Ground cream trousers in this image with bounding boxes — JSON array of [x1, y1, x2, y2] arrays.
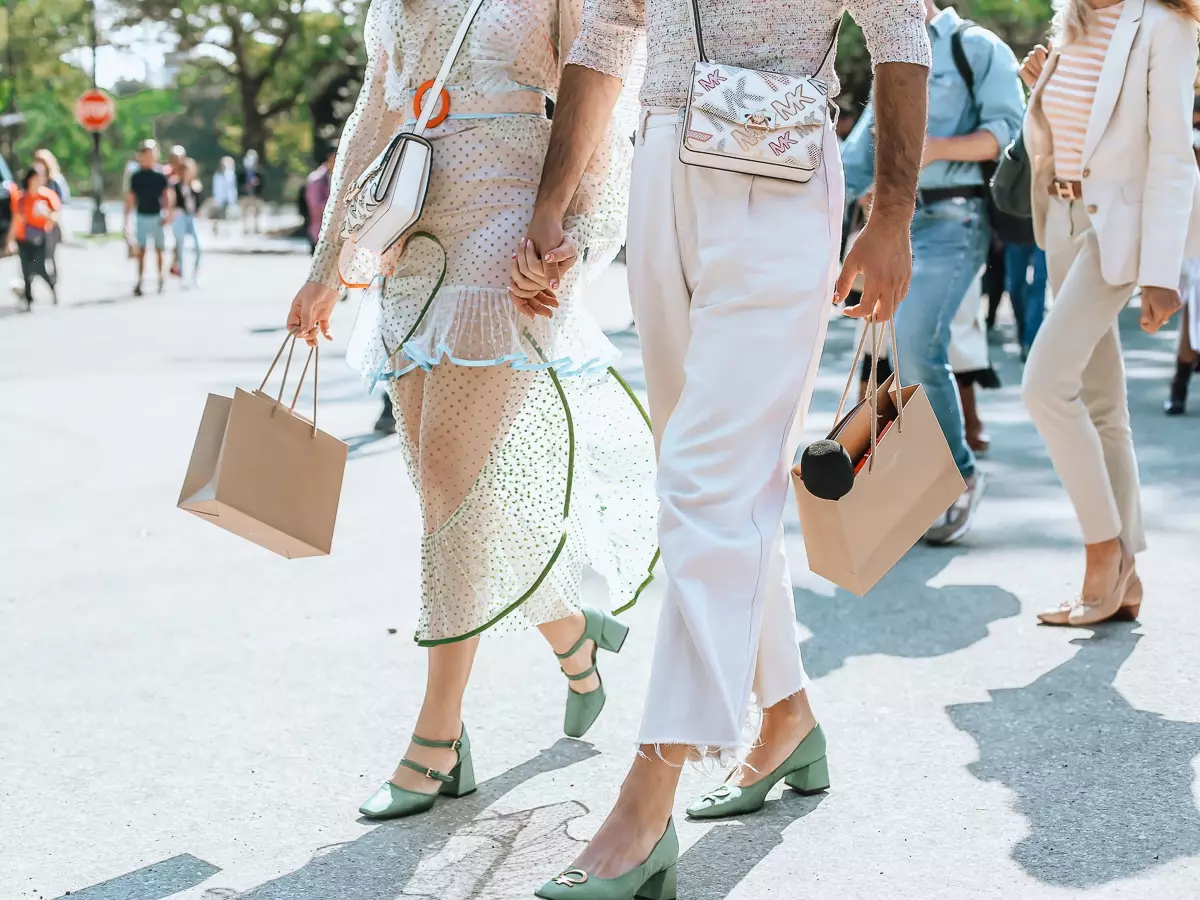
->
[[1021, 198, 1146, 552], [627, 109, 842, 751]]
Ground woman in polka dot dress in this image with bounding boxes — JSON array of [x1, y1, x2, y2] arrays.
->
[[285, 0, 658, 820]]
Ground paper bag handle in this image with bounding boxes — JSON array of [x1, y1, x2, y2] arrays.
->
[[833, 320, 904, 473], [259, 333, 320, 437]]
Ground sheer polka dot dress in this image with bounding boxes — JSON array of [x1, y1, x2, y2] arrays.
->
[[307, 0, 657, 645]]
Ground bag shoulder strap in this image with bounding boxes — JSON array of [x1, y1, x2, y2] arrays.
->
[[412, 0, 488, 134], [950, 20, 977, 102], [687, 0, 840, 78]]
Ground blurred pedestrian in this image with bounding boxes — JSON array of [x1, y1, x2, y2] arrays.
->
[[239, 149, 264, 235], [1167, 256, 1200, 414], [5, 168, 60, 310], [124, 139, 173, 297], [950, 274, 1001, 454], [31, 149, 68, 284], [981, 235, 1007, 332], [303, 148, 336, 254], [164, 144, 186, 181], [211, 156, 238, 236], [170, 158, 203, 287], [1020, 0, 1200, 627], [843, 1, 1024, 545], [1005, 241, 1048, 358]]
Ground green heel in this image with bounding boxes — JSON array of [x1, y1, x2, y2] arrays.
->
[[686, 724, 829, 820], [635, 864, 677, 900], [535, 819, 678, 900], [783, 754, 830, 795], [359, 725, 474, 820], [559, 608, 629, 739]]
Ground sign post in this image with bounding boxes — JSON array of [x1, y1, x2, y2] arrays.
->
[[75, 88, 114, 236]]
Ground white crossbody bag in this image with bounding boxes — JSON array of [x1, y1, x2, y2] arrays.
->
[[337, 0, 488, 265], [679, 1, 840, 183]]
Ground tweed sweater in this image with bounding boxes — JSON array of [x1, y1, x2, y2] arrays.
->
[[568, 0, 932, 107]]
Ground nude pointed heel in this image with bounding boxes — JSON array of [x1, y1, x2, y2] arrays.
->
[[1115, 574, 1143, 621], [635, 865, 677, 900]]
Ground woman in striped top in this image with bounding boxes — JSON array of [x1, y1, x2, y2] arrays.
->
[[1019, 0, 1200, 628]]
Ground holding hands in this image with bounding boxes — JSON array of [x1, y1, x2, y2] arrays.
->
[[509, 213, 578, 319]]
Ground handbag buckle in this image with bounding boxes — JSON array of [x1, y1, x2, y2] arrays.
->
[[744, 111, 771, 132]]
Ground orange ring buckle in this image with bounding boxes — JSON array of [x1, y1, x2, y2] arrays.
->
[[413, 80, 451, 128]]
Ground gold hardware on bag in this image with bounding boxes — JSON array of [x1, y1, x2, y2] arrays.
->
[[745, 112, 771, 132]]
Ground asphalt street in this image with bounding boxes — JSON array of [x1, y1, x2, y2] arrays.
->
[[2, 239, 1198, 900]]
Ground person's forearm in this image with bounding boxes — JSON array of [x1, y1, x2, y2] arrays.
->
[[926, 130, 1001, 164], [533, 64, 624, 224], [870, 62, 929, 223]]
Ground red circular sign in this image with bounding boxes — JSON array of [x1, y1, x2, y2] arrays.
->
[[75, 89, 115, 133]]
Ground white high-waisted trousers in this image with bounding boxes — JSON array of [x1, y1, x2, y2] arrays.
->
[[627, 109, 843, 752]]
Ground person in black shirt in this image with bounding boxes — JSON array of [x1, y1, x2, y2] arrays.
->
[[124, 139, 173, 296]]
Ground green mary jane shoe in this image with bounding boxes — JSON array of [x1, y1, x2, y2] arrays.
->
[[559, 608, 630, 739], [535, 819, 678, 900], [359, 725, 476, 820], [686, 723, 829, 820]]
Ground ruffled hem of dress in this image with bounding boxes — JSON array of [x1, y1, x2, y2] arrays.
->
[[381, 284, 622, 381]]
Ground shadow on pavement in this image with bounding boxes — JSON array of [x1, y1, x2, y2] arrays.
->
[[794, 546, 1021, 680], [239, 739, 598, 900], [947, 623, 1200, 888], [676, 791, 827, 897]]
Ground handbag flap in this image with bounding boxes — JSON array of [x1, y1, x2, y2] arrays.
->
[[685, 62, 828, 171]]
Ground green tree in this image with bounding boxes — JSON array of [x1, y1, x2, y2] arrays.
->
[[112, 0, 366, 159]]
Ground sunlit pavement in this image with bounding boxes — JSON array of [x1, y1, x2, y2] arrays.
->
[[2, 242, 1198, 900]]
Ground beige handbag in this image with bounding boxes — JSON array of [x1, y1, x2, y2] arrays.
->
[[679, 2, 839, 183]]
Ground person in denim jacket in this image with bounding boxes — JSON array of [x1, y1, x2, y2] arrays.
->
[[843, 1, 1024, 545]]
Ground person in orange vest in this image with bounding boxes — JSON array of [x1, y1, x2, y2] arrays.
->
[[5, 167, 60, 310]]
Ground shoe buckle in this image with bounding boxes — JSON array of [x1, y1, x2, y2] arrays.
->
[[554, 869, 589, 886], [424, 767, 438, 779]]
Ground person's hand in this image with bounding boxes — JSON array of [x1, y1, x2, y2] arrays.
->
[[5, 241, 15, 256], [1021, 45, 1049, 89], [921, 135, 944, 169], [509, 212, 578, 319], [856, 184, 875, 214], [834, 214, 912, 322], [1139, 286, 1182, 334], [287, 281, 339, 347]]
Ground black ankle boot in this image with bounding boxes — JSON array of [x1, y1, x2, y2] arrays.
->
[[1165, 361, 1193, 415]]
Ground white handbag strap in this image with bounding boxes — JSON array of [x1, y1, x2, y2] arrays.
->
[[412, 0, 489, 134]]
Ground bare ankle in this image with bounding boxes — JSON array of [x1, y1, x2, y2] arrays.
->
[[763, 689, 815, 727]]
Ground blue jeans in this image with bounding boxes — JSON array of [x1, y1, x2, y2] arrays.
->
[[1003, 243, 1048, 350], [894, 197, 989, 480], [171, 213, 202, 280]]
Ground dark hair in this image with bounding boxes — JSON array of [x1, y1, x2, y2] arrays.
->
[[22, 168, 40, 189]]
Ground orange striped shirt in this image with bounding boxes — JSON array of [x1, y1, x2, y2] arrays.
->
[[1041, 4, 1124, 181]]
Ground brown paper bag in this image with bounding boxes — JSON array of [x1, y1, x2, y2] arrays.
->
[[793, 325, 965, 595], [178, 336, 349, 558]]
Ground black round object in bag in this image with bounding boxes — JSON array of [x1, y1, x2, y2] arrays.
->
[[798, 439, 855, 501]]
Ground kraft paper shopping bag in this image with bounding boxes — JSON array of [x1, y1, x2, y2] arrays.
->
[[793, 325, 965, 596], [178, 335, 349, 558]]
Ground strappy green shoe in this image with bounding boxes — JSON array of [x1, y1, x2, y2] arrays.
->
[[535, 819, 678, 900], [358, 725, 476, 820], [558, 608, 630, 739], [686, 723, 829, 820]]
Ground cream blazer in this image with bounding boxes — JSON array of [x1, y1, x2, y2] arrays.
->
[[1025, 0, 1200, 288]]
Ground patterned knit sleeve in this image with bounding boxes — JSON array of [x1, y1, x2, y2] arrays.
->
[[558, 0, 645, 281], [564, 0, 645, 81], [844, 0, 932, 69], [307, 7, 406, 289]]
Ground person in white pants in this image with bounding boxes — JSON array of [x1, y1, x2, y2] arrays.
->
[[512, 1, 932, 894]]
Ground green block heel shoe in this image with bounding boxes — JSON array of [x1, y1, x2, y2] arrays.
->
[[535, 819, 678, 899], [559, 608, 630, 739], [686, 723, 829, 820], [358, 725, 476, 820]]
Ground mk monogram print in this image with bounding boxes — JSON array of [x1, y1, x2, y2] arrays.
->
[[683, 62, 827, 182], [769, 131, 798, 156]]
